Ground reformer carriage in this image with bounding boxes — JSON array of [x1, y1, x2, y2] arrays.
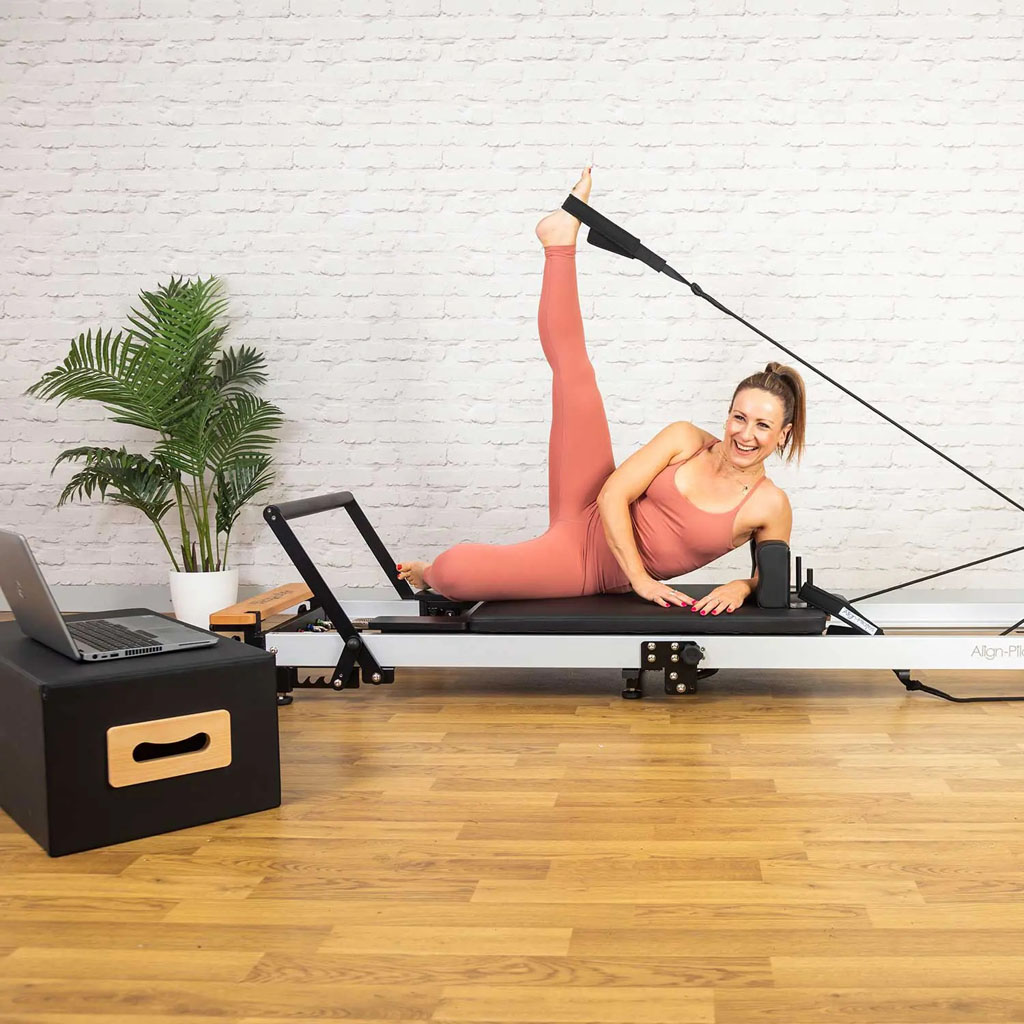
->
[[210, 490, 1024, 706]]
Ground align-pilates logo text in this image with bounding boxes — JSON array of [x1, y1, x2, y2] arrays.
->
[[971, 644, 1024, 661]]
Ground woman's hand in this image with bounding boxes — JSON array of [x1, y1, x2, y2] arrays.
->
[[689, 580, 751, 616], [630, 576, 696, 609]]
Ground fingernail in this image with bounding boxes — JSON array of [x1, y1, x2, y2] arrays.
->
[[397, 564, 403, 569], [713, 610, 720, 615], [701, 610, 708, 616]]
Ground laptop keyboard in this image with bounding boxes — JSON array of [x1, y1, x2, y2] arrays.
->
[[67, 619, 162, 652]]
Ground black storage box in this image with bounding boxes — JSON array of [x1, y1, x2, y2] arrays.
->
[[0, 609, 281, 857]]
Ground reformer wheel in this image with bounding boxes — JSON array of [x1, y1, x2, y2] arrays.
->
[[621, 668, 642, 699], [621, 668, 662, 699]]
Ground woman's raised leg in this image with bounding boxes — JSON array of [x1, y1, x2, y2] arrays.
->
[[408, 169, 616, 600], [536, 237, 616, 525]]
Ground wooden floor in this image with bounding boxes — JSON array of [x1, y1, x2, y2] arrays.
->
[[3, 657, 1024, 1023]]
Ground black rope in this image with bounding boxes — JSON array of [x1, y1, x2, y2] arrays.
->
[[674, 273, 1024, 517], [902, 679, 1024, 703], [999, 614, 1024, 639], [854, 543, 1024, 602]]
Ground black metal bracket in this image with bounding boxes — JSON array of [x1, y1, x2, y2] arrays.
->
[[214, 602, 322, 706], [417, 592, 477, 618], [621, 640, 716, 699], [272, 648, 395, 706], [210, 607, 267, 648], [327, 636, 396, 690]]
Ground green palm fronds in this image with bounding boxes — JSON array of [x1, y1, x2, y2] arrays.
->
[[208, 393, 285, 465], [26, 327, 162, 430], [214, 455, 277, 566], [54, 446, 177, 515], [214, 345, 270, 395], [53, 446, 181, 566], [27, 276, 283, 573]]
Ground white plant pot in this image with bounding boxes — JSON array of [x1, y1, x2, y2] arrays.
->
[[168, 568, 239, 630]]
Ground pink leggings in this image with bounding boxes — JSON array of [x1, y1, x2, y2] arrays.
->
[[422, 245, 617, 601]]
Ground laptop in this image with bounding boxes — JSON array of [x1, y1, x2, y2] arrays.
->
[[0, 529, 218, 662]]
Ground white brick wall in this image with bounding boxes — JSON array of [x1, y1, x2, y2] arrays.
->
[[2, 2, 1023, 608]]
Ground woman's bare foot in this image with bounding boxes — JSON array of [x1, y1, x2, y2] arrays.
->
[[396, 560, 431, 591], [535, 167, 592, 247]]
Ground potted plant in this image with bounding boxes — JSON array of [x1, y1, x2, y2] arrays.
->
[[26, 275, 284, 627]]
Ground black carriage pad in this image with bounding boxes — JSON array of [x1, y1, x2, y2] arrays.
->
[[368, 600, 823, 635], [466, 585, 824, 635]]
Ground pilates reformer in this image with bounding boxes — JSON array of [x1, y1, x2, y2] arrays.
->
[[213, 195, 1024, 705]]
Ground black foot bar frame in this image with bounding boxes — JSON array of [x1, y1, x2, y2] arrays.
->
[[262, 492, 476, 705]]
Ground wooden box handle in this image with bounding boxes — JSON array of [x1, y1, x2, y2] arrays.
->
[[107, 710, 232, 789]]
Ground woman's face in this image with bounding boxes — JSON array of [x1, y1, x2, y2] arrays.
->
[[724, 388, 791, 466]]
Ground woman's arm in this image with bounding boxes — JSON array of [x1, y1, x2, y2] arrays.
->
[[596, 420, 704, 588], [598, 495, 694, 608], [695, 488, 794, 614], [596, 492, 648, 586]]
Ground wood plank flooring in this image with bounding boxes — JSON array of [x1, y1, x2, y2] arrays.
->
[[2, 650, 1024, 1022]]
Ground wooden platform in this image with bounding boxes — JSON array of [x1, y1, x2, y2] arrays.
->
[[2, 635, 1024, 1021]]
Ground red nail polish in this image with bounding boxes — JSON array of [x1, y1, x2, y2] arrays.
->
[[397, 564, 403, 569], [701, 610, 707, 616]]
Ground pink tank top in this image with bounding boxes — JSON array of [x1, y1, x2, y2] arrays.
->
[[585, 438, 767, 593]]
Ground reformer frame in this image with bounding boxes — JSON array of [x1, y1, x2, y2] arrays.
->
[[211, 489, 1024, 706], [214, 194, 1024, 704]]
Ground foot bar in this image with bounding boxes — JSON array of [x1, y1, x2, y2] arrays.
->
[[265, 493, 415, 601]]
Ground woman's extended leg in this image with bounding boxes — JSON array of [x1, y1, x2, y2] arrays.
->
[[537, 242, 616, 525], [412, 169, 617, 601]]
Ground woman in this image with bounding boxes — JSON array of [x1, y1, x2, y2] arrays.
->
[[398, 168, 806, 615]]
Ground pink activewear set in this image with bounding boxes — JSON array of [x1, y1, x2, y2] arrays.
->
[[422, 245, 765, 602]]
